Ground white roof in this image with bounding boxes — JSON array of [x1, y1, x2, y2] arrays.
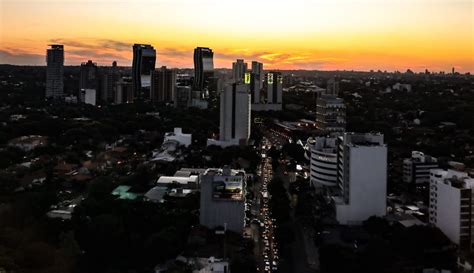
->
[[157, 175, 199, 184]]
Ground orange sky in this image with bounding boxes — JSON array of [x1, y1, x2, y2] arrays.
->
[[0, 0, 473, 72]]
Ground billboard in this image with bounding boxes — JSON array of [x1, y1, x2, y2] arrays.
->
[[212, 176, 243, 200]]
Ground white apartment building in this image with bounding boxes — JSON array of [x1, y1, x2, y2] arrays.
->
[[429, 169, 474, 250]]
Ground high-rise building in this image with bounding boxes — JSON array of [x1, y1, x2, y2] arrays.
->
[[200, 167, 246, 234], [132, 44, 156, 99], [316, 95, 346, 133], [250, 71, 283, 111], [332, 133, 387, 225], [193, 47, 214, 91], [232, 59, 247, 83], [403, 151, 439, 184], [265, 71, 282, 104], [100, 61, 120, 103], [250, 61, 263, 104], [46, 44, 64, 99], [151, 66, 176, 103], [326, 78, 340, 96], [219, 83, 251, 145], [79, 60, 99, 92], [429, 169, 474, 250], [174, 86, 192, 108], [115, 77, 133, 104]]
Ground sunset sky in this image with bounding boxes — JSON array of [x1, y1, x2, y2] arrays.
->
[[0, 0, 473, 72]]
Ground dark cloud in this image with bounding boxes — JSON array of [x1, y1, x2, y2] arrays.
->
[[0, 49, 44, 65], [49, 38, 132, 52]]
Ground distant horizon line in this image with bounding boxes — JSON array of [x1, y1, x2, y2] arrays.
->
[[0, 63, 471, 74]]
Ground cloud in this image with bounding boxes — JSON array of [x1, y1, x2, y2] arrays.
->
[[0, 49, 44, 65]]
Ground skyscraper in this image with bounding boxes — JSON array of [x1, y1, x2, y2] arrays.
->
[[265, 71, 283, 104], [193, 47, 214, 91], [250, 61, 263, 104], [79, 60, 99, 94], [232, 59, 247, 83], [132, 44, 156, 99], [150, 66, 176, 103], [46, 44, 64, 99], [218, 83, 251, 145], [101, 61, 120, 103]]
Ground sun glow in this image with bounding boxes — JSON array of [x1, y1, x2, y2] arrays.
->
[[0, 0, 472, 72]]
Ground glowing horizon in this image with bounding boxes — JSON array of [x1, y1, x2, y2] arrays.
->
[[0, 0, 473, 72]]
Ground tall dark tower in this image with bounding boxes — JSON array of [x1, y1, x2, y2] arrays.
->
[[132, 44, 156, 99], [79, 60, 99, 92], [46, 44, 64, 99], [193, 47, 214, 91]]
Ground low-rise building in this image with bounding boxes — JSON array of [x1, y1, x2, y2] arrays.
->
[[200, 168, 246, 234], [164, 128, 192, 147], [403, 151, 438, 184]]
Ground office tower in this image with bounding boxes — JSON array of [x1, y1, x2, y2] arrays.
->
[[193, 47, 214, 91], [250, 61, 263, 103], [403, 151, 439, 184], [309, 137, 338, 189], [219, 83, 251, 145], [251, 61, 263, 77], [232, 59, 247, 83], [115, 77, 133, 104], [79, 60, 99, 92], [333, 133, 387, 225], [101, 61, 120, 103], [265, 72, 282, 104], [150, 66, 176, 103], [174, 86, 192, 108], [80, 89, 96, 106], [326, 78, 340, 96], [200, 167, 246, 234], [429, 169, 474, 250], [316, 95, 346, 133], [132, 44, 156, 99], [46, 44, 64, 99]]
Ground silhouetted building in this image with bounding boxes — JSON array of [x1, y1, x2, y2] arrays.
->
[[132, 44, 156, 99], [193, 47, 214, 91], [232, 59, 247, 83], [79, 60, 99, 93], [151, 66, 176, 103], [326, 78, 339, 96], [250, 61, 263, 103], [115, 77, 133, 104], [46, 44, 64, 98], [174, 86, 192, 108], [100, 61, 120, 103]]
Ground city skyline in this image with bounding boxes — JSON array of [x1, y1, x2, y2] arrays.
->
[[0, 0, 473, 72]]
